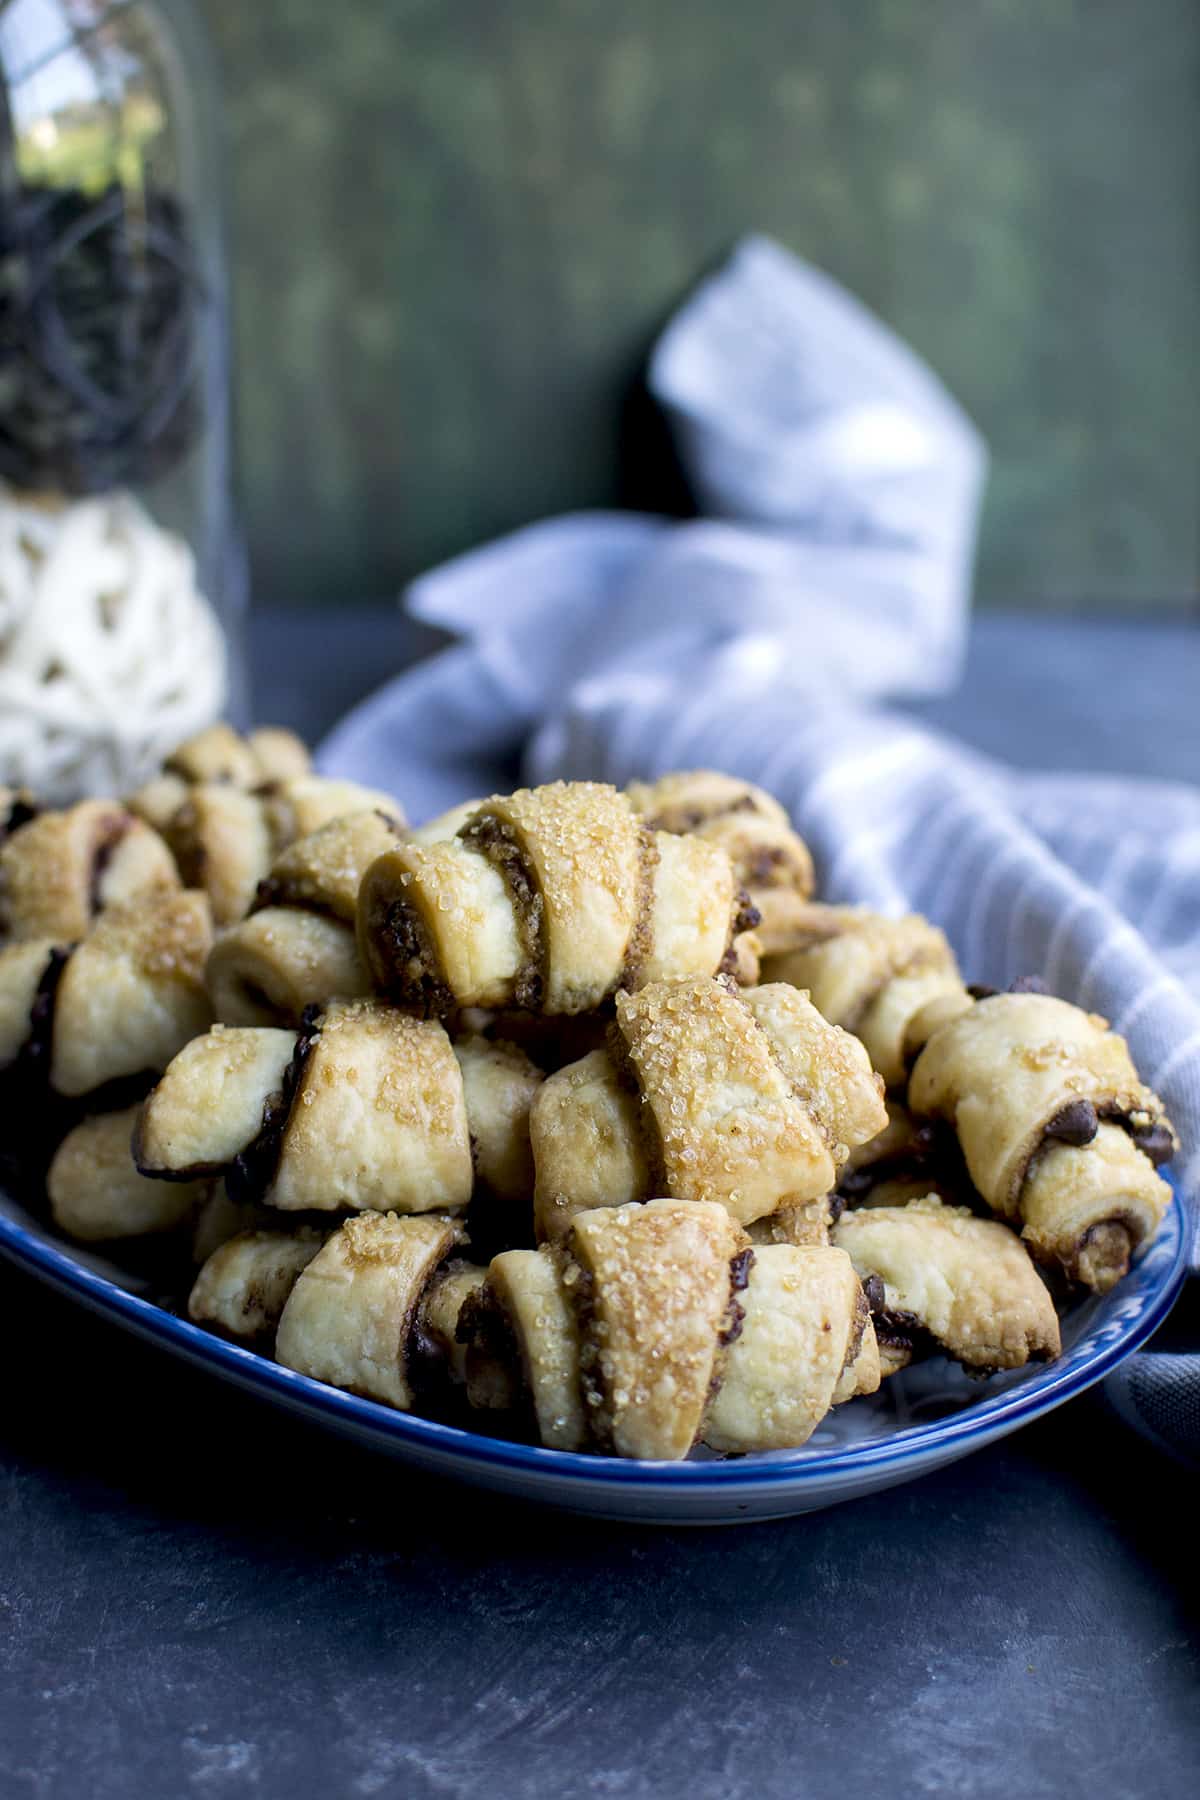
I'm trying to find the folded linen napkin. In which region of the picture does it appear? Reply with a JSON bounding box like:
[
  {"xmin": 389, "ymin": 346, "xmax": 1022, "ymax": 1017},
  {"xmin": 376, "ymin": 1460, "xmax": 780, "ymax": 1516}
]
[{"xmin": 318, "ymin": 236, "xmax": 1199, "ymax": 1464}]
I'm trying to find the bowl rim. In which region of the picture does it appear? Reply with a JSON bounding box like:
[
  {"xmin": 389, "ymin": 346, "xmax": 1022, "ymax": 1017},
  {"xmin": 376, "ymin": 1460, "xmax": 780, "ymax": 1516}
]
[{"xmin": 0, "ymin": 1183, "xmax": 1188, "ymax": 1491}]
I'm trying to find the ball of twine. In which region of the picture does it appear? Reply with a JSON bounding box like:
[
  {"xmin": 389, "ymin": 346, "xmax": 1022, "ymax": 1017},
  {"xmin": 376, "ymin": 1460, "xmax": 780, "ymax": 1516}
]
[
  {"xmin": 0, "ymin": 181, "xmax": 202, "ymax": 495},
  {"xmin": 0, "ymin": 484, "xmax": 227, "ymax": 802}
]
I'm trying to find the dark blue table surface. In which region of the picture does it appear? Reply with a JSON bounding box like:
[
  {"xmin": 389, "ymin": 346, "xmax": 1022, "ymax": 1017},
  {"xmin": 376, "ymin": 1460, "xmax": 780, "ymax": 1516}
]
[{"xmin": 1, "ymin": 608, "xmax": 1196, "ymax": 1800}]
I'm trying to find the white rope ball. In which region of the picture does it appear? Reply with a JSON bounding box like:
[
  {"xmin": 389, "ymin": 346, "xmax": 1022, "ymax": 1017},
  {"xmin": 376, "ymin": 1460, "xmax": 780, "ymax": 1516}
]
[{"xmin": 0, "ymin": 485, "xmax": 228, "ymax": 803}]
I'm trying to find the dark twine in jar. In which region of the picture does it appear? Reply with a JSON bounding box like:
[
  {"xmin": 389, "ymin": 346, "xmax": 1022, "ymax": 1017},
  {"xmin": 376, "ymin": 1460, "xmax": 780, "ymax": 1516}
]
[{"xmin": 0, "ymin": 174, "xmax": 204, "ymax": 495}]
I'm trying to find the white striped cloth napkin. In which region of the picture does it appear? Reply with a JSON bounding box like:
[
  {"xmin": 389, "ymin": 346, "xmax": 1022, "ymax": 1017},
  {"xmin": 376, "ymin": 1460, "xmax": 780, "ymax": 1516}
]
[{"xmin": 318, "ymin": 236, "xmax": 1199, "ymax": 1460}]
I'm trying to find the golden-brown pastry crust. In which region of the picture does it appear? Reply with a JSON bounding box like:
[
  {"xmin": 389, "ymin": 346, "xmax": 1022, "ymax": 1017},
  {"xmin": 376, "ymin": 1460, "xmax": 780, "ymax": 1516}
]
[
  {"xmin": 568, "ymin": 1199, "xmax": 745, "ymax": 1460},
  {"xmin": 188, "ymin": 1228, "xmax": 327, "ymax": 1341},
  {"xmin": 1019, "ymin": 1124, "xmax": 1172, "ymax": 1293},
  {"xmin": 909, "ymin": 993, "xmax": 1171, "ymax": 1216},
  {"xmin": 452, "ymin": 1034, "xmax": 541, "ymax": 1204},
  {"xmin": 0, "ymin": 937, "xmax": 60, "ymax": 1072},
  {"xmin": 626, "ymin": 770, "xmax": 790, "ymax": 835},
  {"xmin": 0, "ymin": 800, "xmax": 180, "ymax": 942},
  {"xmin": 481, "ymin": 1247, "xmax": 587, "ymax": 1448},
  {"xmin": 745, "ymin": 1197, "xmax": 836, "ymax": 1247},
  {"xmin": 464, "ymin": 782, "xmax": 646, "ymax": 1014},
  {"xmin": 205, "ymin": 907, "xmax": 369, "ymax": 1029},
  {"xmin": 50, "ymin": 891, "xmax": 213, "ymax": 1098},
  {"xmin": 833, "ymin": 1196, "xmax": 1062, "ymax": 1373},
  {"xmin": 704, "ymin": 1245, "xmax": 880, "ymax": 1452},
  {"xmin": 164, "ymin": 723, "xmax": 263, "ymax": 787},
  {"xmin": 254, "ymin": 810, "xmax": 403, "ymax": 923},
  {"xmin": 159, "ymin": 723, "xmax": 311, "ymax": 790},
  {"xmin": 127, "ymin": 773, "xmax": 194, "ymax": 835},
  {"xmin": 48, "ymin": 1106, "xmax": 206, "ymax": 1242},
  {"xmin": 417, "ymin": 1259, "xmax": 489, "ymax": 1387},
  {"xmin": 357, "ymin": 781, "xmax": 744, "ymax": 1018},
  {"xmin": 166, "ymin": 785, "xmax": 275, "ymax": 927},
  {"xmin": 274, "ymin": 1211, "xmax": 462, "ymax": 1408},
  {"xmin": 461, "ymin": 1212, "xmax": 881, "ymax": 1458},
  {"xmin": 613, "ymin": 979, "xmax": 840, "ymax": 1226},
  {"xmin": 263, "ymin": 776, "xmax": 404, "ymax": 846},
  {"xmin": 406, "ymin": 799, "xmax": 485, "ymax": 846},
  {"xmin": 135, "ymin": 1024, "xmax": 299, "ymax": 1177},
  {"xmin": 271, "ymin": 1003, "xmax": 473, "ymax": 1214},
  {"xmin": 166, "ymin": 772, "xmax": 405, "ymax": 930},
  {"xmin": 135, "ymin": 1002, "xmax": 541, "ymax": 1221},
  {"xmin": 627, "ymin": 769, "xmax": 815, "ymax": 956},
  {"xmin": 740, "ymin": 981, "xmax": 888, "ymax": 1154},
  {"xmin": 359, "ymin": 838, "xmax": 523, "ymax": 1015},
  {"xmin": 245, "ymin": 727, "xmax": 312, "ymax": 786},
  {"xmin": 638, "ymin": 831, "xmax": 745, "ymax": 988},
  {"xmin": 531, "ymin": 1048, "xmax": 651, "ymax": 1243},
  {"xmin": 205, "ymin": 811, "xmax": 406, "ymax": 1028},
  {"xmin": 530, "ymin": 978, "xmax": 886, "ymax": 1241},
  {"xmin": 763, "ymin": 906, "xmax": 970, "ymax": 1088}
]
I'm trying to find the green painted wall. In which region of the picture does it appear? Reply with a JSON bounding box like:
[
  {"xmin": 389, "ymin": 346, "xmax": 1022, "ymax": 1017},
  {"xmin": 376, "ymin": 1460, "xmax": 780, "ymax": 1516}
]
[{"xmin": 201, "ymin": 0, "xmax": 1200, "ymax": 611}]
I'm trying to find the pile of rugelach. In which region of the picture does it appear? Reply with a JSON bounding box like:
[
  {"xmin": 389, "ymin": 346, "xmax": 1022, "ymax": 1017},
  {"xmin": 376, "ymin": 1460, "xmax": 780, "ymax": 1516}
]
[{"xmin": 0, "ymin": 731, "xmax": 1175, "ymax": 1459}]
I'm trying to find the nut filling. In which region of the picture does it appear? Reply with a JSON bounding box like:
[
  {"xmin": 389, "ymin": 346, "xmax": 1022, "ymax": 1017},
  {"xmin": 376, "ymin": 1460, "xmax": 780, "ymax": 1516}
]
[
  {"xmin": 457, "ymin": 1282, "xmax": 528, "ymax": 1419},
  {"xmin": 461, "ymin": 815, "xmax": 547, "ymax": 1010},
  {"xmin": 617, "ymin": 828, "xmax": 660, "ymax": 991},
  {"xmin": 719, "ymin": 1247, "xmax": 755, "ymax": 1348},
  {"xmin": 1071, "ymin": 1215, "xmax": 1137, "ymax": 1289},
  {"xmin": 718, "ymin": 890, "xmax": 763, "ymax": 979},
  {"xmin": 382, "ymin": 899, "xmax": 454, "ymax": 1018}
]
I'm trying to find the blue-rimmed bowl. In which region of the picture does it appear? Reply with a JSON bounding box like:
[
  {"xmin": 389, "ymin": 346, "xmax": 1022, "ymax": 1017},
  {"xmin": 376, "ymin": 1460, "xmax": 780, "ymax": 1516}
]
[{"xmin": 0, "ymin": 1183, "xmax": 1187, "ymax": 1524}]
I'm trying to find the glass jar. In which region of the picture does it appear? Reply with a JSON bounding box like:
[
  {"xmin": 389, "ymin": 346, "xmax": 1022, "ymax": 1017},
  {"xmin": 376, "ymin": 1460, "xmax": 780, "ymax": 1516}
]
[{"xmin": 0, "ymin": 0, "xmax": 243, "ymax": 801}]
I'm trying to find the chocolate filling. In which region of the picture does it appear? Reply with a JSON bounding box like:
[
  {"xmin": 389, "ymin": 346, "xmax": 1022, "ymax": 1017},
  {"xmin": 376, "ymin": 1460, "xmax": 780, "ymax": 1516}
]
[
  {"xmin": 1, "ymin": 795, "xmax": 38, "ymax": 842},
  {"xmin": 872, "ymin": 1307, "xmax": 922, "ymax": 1353},
  {"xmin": 0, "ymin": 946, "xmax": 74, "ymax": 1195},
  {"xmin": 88, "ymin": 815, "xmax": 131, "ymax": 918},
  {"xmin": 871, "ymin": 1304, "xmax": 937, "ymax": 1362},
  {"xmin": 225, "ymin": 1007, "xmax": 322, "ymax": 1205},
  {"xmin": 718, "ymin": 1247, "xmax": 755, "ymax": 1349},
  {"xmin": 21, "ymin": 944, "xmax": 71, "ymax": 1084},
  {"xmin": 1129, "ymin": 1120, "xmax": 1174, "ymax": 1167},
  {"xmin": 1023, "ymin": 1099, "xmax": 1174, "ymax": 1191},
  {"xmin": 462, "ymin": 815, "xmax": 545, "ymax": 1011},
  {"xmin": 1042, "ymin": 1098, "xmax": 1099, "ymax": 1147},
  {"xmin": 861, "ymin": 1275, "xmax": 939, "ymax": 1363},
  {"xmin": 169, "ymin": 812, "xmax": 209, "ymax": 892}
]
